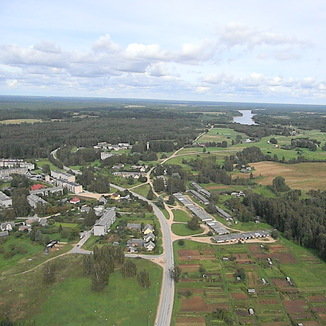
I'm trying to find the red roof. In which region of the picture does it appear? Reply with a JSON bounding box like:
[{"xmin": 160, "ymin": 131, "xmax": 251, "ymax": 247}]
[
  {"xmin": 31, "ymin": 184, "xmax": 46, "ymax": 191},
  {"xmin": 70, "ymin": 197, "xmax": 80, "ymax": 203}
]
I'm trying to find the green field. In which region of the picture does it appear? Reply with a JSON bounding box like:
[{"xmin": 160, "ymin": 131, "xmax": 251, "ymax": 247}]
[
  {"xmin": 0, "ymin": 254, "xmax": 162, "ymax": 325},
  {"xmin": 171, "ymin": 223, "xmax": 204, "ymax": 236},
  {"xmin": 31, "ymin": 257, "xmax": 162, "ymax": 326},
  {"xmin": 131, "ymin": 183, "xmax": 152, "ymax": 198},
  {"xmin": 172, "ymin": 209, "xmax": 192, "ymax": 222},
  {"xmin": 172, "ymin": 238, "xmax": 326, "ymax": 326}
]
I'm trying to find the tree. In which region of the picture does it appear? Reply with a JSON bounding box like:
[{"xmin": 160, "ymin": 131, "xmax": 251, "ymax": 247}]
[
  {"xmin": 121, "ymin": 260, "xmax": 137, "ymax": 278},
  {"xmin": 43, "ymin": 263, "xmax": 56, "ymax": 284},
  {"xmin": 187, "ymin": 216, "xmax": 200, "ymax": 230},
  {"xmin": 84, "ymin": 207, "xmax": 97, "ymax": 227},
  {"xmin": 91, "ymin": 260, "xmax": 110, "ymax": 291},
  {"xmin": 12, "ymin": 188, "xmax": 31, "ymax": 217},
  {"xmin": 146, "ymin": 188, "xmax": 154, "ymax": 200},
  {"xmin": 137, "ymin": 269, "xmax": 151, "ymax": 288},
  {"xmin": 270, "ymin": 137, "xmax": 278, "ymax": 144},
  {"xmin": 42, "ymin": 164, "xmax": 51, "ymax": 174},
  {"xmin": 170, "ymin": 266, "xmax": 181, "ymax": 282},
  {"xmin": 166, "ymin": 195, "xmax": 175, "ymax": 205},
  {"xmin": 272, "ymin": 176, "xmax": 290, "ymax": 192},
  {"xmin": 271, "ymin": 229, "xmax": 279, "ymax": 239}
]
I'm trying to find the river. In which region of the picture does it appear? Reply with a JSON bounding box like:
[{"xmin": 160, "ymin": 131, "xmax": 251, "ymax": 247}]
[{"xmin": 233, "ymin": 110, "xmax": 257, "ymax": 125}]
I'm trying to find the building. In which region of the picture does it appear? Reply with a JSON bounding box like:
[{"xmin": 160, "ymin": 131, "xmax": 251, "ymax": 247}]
[
  {"xmin": 143, "ymin": 224, "xmax": 154, "ymax": 235},
  {"xmin": 30, "ymin": 184, "xmax": 46, "ymax": 191},
  {"xmin": 0, "ymin": 231, "xmax": 9, "ymax": 237},
  {"xmin": 53, "ymin": 178, "xmax": 83, "ymax": 194},
  {"xmin": 112, "ymin": 171, "xmax": 144, "ymax": 179},
  {"xmin": 100, "ymin": 152, "xmax": 115, "ymax": 160},
  {"xmin": 27, "ymin": 194, "xmax": 49, "ymax": 208},
  {"xmin": 1, "ymin": 222, "xmax": 15, "ymax": 232},
  {"xmin": 188, "ymin": 189, "xmax": 210, "ymax": 205},
  {"xmin": 191, "ymin": 182, "xmax": 211, "ymax": 198},
  {"xmin": 0, "ymin": 167, "xmax": 28, "ymax": 179},
  {"xmin": 0, "ymin": 191, "xmax": 12, "ymax": 207},
  {"xmin": 30, "ymin": 186, "xmax": 64, "ymax": 196},
  {"xmin": 144, "ymin": 241, "xmax": 156, "ymax": 251},
  {"xmin": 0, "ymin": 159, "xmax": 34, "ymax": 170},
  {"xmin": 93, "ymin": 207, "xmax": 116, "ymax": 236},
  {"xmin": 51, "ymin": 170, "xmax": 76, "ymax": 183},
  {"xmin": 127, "ymin": 223, "xmax": 142, "ymax": 231}
]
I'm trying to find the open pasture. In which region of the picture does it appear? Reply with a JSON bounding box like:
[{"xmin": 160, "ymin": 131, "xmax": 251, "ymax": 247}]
[{"xmin": 251, "ymin": 161, "xmax": 326, "ymax": 190}]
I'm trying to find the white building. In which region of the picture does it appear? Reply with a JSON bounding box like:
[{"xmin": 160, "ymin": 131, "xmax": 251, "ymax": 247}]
[
  {"xmin": 51, "ymin": 170, "xmax": 76, "ymax": 183},
  {"xmin": 93, "ymin": 207, "xmax": 116, "ymax": 236},
  {"xmin": 27, "ymin": 194, "xmax": 49, "ymax": 208},
  {"xmin": 53, "ymin": 179, "xmax": 83, "ymax": 194},
  {"xmin": 0, "ymin": 192, "xmax": 12, "ymax": 207},
  {"xmin": 0, "ymin": 159, "xmax": 34, "ymax": 170}
]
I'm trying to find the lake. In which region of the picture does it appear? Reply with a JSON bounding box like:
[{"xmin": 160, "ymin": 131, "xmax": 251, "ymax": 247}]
[{"xmin": 233, "ymin": 110, "xmax": 257, "ymax": 125}]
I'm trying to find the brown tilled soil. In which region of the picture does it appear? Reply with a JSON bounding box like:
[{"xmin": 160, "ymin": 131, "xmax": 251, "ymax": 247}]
[
  {"xmin": 179, "ymin": 264, "xmax": 201, "ymax": 273},
  {"xmin": 284, "ymin": 300, "xmax": 306, "ymax": 314},
  {"xmin": 231, "ymin": 292, "xmax": 248, "ymax": 300},
  {"xmin": 176, "ymin": 316, "xmax": 206, "ymax": 326}
]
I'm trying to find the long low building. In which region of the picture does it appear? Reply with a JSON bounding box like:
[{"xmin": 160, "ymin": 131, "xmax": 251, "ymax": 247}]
[
  {"xmin": 93, "ymin": 207, "xmax": 116, "ymax": 236},
  {"xmin": 0, "ymin": 191, "xmax": 12, "ymax": 207},
  {"xmin": 30, "ymin": 186, "xmax": 64, "ymax": 196},
  {"xmin": 188, "ymin": 189, "xmax": 210, "ymax": 205},
  {"xmin": 191, "ymin": 182, "xmax": 211, "ymax": 198},
  {"xmin": 173, "ymin": 192, "xmax": 229, "ymax": 235},
  {"xmin": 213, "ymin": 230, "xmax": 271, "ymax": 243}
]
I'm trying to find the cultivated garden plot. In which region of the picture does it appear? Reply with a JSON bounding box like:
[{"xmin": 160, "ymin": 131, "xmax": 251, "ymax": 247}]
[{"xmin": 172, "ymin": 239, "xmax": 326, "ymax": 326}]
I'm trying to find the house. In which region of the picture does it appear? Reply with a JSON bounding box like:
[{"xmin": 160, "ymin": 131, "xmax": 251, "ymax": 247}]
[
  {"xmin": 144, "ymin": 233, "xmax": 156, "ymax": 242},
  {"xmin": 1, "ymin": 222, "xmax": 15, "ymax": 232},
  {"xmin": 19, "ymin": 225, "xmax": 32, "ymax": 232},
  {"xmin": 30, "ymin": 184, "xmax": 46, "ymax": 191},
  {"xmin": 80, "ymin": 205, "xmax": 91, "ymax": 213},
  {"xmin": 127, "ymin": 223, "xmax": 142, "ymax": 231},
  {"xmin": 93, "ymin": 208, "xmax": 116, "ymax": 236},
  {"xmin": 110, "ymin": 193, "xmax": 120, "ymax": 200},
  {"xmin": 248, "ymin": 289, "xmax": 256, "ymax": 294},
  {"xmin": 0, "ymin": 191, "xmax": 12, "ymax": 207},
  {"xmin": 127, "ymin": 239, "xmax": 145, "ymax": 248},
  {"xmin": 25, "ymin": 217, "xmax": 48, "ymax": 227},
  {"xmin": 0, "ymin": 231, "xmax": 9, "ymax": 237},
  {"xmin": 27, "ymin": 194, "xmax": 49, "ymax": 208},
  {"xmin": 144, "ymin": 241, "xmax": 156, "ymax": 251},
  {"xmin": 143, "ymin": 224, "xmax": 154, "ymax": 235},
  {"xmin": 70, "ymin": 197, "xmax": 81, "ymax": 204}
]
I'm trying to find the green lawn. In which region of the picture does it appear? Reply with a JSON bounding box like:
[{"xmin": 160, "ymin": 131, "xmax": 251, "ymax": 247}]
[
  {"xmin": 171, "ymin": 223, "xmax": 204, "ymax": 236},
  {"xmin": 131, "ymin": 183, "xmax": 152, "ymax": 198},
  {"xmin": 31, "ymin": 257, "xmax": 162, "ymax": 326},
  {"xmin": 172, "ymin": 209, "xmax": 192, "ymax": 222}
]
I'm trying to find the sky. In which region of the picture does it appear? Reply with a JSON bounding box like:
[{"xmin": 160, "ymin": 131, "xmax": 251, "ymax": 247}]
[{"xmin": 0, "ymin": 0, "xmax": 325, "ymax": 104}]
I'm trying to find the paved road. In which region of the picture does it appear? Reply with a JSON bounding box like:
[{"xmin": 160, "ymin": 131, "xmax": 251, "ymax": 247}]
[{"xmin": 112, "ymin": 184, "xmax": 174, "ymax": 326}]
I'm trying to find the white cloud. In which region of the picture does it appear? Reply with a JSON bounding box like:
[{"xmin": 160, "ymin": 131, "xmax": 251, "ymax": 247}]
[
  {"xmin": 6, "ymin": 79, "xmax": 18, "ymax": 87},
  {"xmin": 219, "ymin": 23, "xmax": 309, "ymax": 49}
]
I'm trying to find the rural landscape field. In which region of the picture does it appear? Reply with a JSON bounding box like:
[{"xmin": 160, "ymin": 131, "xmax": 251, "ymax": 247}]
[{"xmin": 1, "ymin": 1, "xmax": 326, "ymax": 325}]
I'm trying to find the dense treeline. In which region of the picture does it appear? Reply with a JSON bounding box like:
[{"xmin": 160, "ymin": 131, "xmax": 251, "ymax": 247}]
[
  {"xmin": 240, "ymin": 190, "xmax": 326, "ymax": 259},
  {"xmin": 253, "ymin": 110, "xmax": 326, "ymax": 132},
  {"xmin": 0, "ymin": 110, "xmax": 203, "ymax": 158}
]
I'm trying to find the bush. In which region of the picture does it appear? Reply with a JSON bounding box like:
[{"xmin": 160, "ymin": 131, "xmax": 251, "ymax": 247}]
[{"xmin": 178, "ymin": 239, "xmax": 184, "ymax": 246}]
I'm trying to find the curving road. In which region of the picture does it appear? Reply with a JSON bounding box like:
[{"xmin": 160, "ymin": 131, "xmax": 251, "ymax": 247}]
[{"xmin": 112, "ymin": 184, "xmax": 174, "ymax": 326}]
